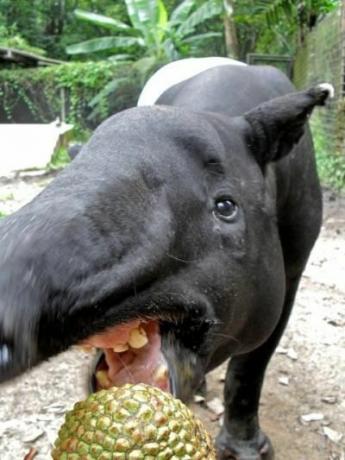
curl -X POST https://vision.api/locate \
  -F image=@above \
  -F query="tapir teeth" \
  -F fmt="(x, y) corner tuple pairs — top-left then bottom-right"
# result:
(128, 327), (148, 349)
(95, 370), (112, 389)
(113, 343), (129, 353)
(77, 345), (94, 353)
(154, 365), (168, 381)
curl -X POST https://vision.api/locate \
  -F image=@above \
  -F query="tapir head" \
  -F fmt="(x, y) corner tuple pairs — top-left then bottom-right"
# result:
(0, 85), (331, 400)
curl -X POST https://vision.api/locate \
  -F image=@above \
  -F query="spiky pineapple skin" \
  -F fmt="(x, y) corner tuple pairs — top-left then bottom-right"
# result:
(52, 383), (215, 460)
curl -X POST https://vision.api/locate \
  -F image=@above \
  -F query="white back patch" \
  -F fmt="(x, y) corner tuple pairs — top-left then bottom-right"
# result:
(137, 57), (247, 106)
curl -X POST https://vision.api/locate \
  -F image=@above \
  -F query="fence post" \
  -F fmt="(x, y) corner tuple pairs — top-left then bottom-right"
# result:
(60, 87), (66, 123)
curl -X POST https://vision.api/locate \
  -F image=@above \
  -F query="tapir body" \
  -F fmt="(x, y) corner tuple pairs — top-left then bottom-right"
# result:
(0, 58), (330, 459)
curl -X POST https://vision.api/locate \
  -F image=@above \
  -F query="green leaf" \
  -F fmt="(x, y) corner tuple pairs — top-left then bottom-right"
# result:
(125, 0), (158, 32)
(125, 0), (161, 49)
(107, 54), (134, 62)
(74, 9), (131, 31)
(255, 0), (296, 26)
(89, 77), (129, 107)
(162, 38), (180, 61)
(182, 31), (222, 43)
(157, 0), (168, 31)
(66, 36), (144, 55)
(177, 0), (223, 38)
(170, 0), (195, 24)
(133, 56), (160, 82)
(124, 0), (170, 54)
(133, 55), (157, 72)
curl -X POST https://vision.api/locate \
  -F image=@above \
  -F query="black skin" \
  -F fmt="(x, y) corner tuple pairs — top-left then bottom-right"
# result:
(0, 64), (328, 459)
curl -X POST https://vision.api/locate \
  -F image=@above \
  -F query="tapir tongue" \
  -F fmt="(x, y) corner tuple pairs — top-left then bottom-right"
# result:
(81, 320), (170, 392)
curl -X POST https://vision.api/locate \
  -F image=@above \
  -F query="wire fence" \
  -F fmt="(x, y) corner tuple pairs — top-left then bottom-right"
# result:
(293, 5), (345, 157)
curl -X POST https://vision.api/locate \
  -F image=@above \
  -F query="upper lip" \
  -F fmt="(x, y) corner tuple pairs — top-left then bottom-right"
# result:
(0, 278), (213, 385)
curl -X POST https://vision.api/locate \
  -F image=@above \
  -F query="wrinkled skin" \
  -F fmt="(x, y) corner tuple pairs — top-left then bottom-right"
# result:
(0, 63), (329, 459)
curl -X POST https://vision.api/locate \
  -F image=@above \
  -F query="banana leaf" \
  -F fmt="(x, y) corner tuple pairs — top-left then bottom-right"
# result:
(177, 0), (223, 39)
(74, 9), (131, 31)
(182, 32), (222, 43)
(66, 36), (144, 55)
(170, 0), (195, 24)
(125, 0), (168, 46)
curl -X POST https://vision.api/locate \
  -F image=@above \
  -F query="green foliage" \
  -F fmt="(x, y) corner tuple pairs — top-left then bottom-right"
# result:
(72, 9), (132, 32)
(232, 0), (340, 58)
(0, 60), (141, 133)
(67, 0), (223, 62)
(0, 0), (339, 62)
(232, 1), (293, 58)
(0, 210), (7, 218)
(68, 35), (144, 54)
(256, 0), (340, 23)
(315, 146), (345, 190)
(0, 8), (46, 55)
(65, 0), (223, 114)
(255, 0), (340, 48)
(0, 0), (131, 59)
(311, 124), (345, 190)
(47, 147), (71, 170)
(0, 34), (46, 56)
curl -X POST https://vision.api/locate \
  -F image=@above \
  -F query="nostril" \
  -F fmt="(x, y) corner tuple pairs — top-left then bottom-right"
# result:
(0, 343), (11, 367)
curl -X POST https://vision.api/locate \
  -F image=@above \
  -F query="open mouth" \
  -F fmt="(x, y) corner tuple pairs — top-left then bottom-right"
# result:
(81, 319), (171, 394)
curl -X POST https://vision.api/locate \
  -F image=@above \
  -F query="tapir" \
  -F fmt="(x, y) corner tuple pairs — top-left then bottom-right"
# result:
(0, 57), (333, 459)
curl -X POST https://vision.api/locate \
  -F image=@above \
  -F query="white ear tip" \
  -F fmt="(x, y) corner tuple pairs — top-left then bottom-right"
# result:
(318, 83), (335, 99)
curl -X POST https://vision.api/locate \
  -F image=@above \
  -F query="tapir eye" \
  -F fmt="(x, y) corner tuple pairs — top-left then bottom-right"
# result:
(214, 198), (238, 222)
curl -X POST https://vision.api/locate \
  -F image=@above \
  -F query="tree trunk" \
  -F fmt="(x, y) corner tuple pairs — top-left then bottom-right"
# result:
(223, 0), (239, 58)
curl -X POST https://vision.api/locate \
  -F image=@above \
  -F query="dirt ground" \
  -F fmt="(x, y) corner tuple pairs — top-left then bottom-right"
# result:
(0, 173), (344, 460)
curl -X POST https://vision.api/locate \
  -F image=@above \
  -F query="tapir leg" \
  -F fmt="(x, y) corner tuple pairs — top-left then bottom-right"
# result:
(215, 275), (301, 460)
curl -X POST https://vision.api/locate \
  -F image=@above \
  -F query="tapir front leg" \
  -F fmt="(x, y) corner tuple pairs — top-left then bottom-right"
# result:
(216, 276), (301, 460)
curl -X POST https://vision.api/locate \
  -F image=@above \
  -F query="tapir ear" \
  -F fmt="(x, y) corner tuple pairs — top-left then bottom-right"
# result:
(243, 83), (334, 167)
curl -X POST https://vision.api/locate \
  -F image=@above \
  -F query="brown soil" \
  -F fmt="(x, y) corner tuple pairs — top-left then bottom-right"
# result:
(0, 174), (344, 460)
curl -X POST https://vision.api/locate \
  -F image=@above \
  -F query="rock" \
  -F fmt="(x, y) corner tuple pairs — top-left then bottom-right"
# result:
(322, 426), (343, 443)
(276, 347), (289, 354)
(286, 348), (298, 361)
(300, 412), (324, 423)
(44, 403), (68, 414)
(22, 427), (44, 443)
(327, 317), (344, 327)
(278, 376), (289, 386)
(321, 395), (338, 405)
(218, 372), (226, 383)
(206, 397), (224, 416)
